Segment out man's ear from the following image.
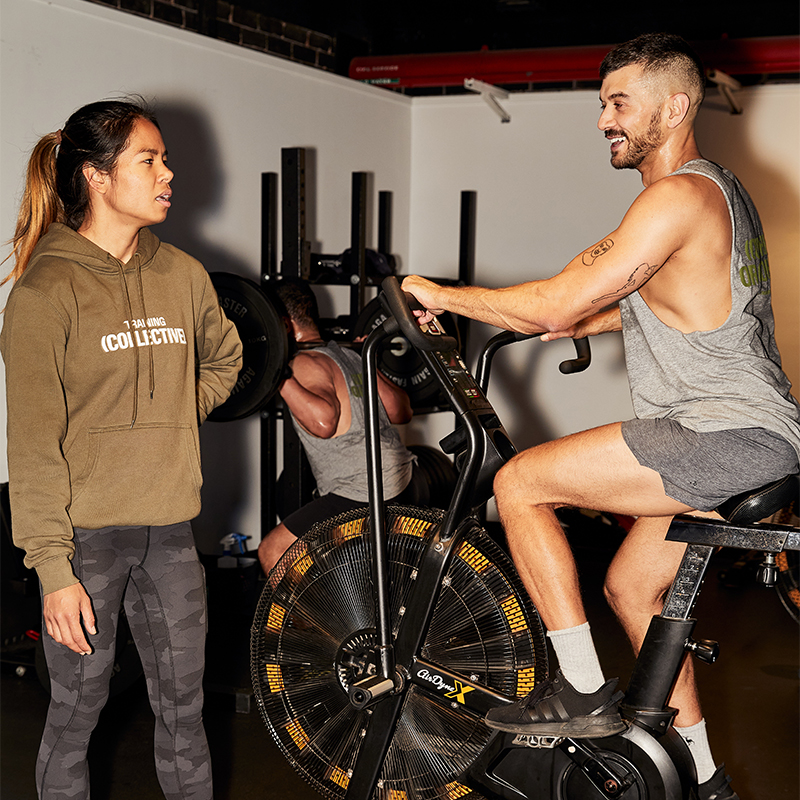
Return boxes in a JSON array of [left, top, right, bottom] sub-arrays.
[[666, 92, 691, 129], [82, 164, 110, 195]]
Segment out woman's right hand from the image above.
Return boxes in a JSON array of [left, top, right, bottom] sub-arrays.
[[42, 583, 96, 655]]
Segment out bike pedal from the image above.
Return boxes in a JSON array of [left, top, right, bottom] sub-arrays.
[[511, 733, 565, 749]]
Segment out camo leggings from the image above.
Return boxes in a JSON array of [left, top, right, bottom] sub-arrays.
[[36, 522, 211, 800]]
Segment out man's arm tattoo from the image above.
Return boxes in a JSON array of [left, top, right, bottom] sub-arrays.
[[582, 238, 614, 266], [591, 262, 659, 305]]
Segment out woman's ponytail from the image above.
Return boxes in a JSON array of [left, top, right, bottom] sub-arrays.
[[2, 132, 63, 284]]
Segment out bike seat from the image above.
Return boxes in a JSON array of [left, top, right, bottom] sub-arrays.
[[713, 473, 799, 525]]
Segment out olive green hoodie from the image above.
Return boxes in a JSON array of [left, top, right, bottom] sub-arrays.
[[1, 224, 242, 594]]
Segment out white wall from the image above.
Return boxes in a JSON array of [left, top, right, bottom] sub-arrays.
[[0, 0, 412, 551], [407, 92, 641, 452], [405, 86, 800, 453]]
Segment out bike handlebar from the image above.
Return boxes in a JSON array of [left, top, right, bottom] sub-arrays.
[[381, 275, 591, 375], [379, 276, 459, 352], [558, 335, 591, 374], [497, 331, 591, 373]]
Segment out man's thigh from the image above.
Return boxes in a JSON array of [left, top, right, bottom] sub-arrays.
[[622, 418, 799, 511], [495, 422, 693, 518]]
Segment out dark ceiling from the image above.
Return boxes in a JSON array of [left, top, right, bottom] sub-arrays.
[[248, 0, 799, 57]]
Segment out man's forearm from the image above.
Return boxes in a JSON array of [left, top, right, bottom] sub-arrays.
[[402, 275, 553, 334]]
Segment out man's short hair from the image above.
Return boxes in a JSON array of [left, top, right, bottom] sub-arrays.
[[274, 278, 320, 330], [600, 33, 705, 112]]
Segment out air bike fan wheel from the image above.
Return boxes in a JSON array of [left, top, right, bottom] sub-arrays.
[[251, 505, 548, 799]]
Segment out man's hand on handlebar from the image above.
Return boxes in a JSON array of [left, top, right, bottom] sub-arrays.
[[540, 327, 579, 343], [400, 276, 444, 325]]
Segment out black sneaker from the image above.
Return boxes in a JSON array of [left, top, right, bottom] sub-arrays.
[[697, 764, 739, 800], [484, 669, 626, 738]]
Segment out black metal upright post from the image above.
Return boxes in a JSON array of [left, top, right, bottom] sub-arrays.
[[457, 190, 477, 353], [279, 149, 314, 519], [281, 148, 310, 279], [260, 172, 279, 541], [350, 172, 368, 317], [378, 191, 392, 256]]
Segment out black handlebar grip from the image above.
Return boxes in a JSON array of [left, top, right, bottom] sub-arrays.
[[558, 337, 591, 374], [512, 332, 543, 343], [379, 276, 459, 352]]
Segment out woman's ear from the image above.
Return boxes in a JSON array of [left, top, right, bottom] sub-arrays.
[[82, 164, 109, 196]]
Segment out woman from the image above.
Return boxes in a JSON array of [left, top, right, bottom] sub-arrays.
[[1, 99, 242, 799]]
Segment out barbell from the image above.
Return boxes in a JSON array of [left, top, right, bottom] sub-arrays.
[[208, 273, 461, 421]]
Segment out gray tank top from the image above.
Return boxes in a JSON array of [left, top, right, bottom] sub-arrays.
[[290, 341, 414, 501], [619, 159, 800, 461]]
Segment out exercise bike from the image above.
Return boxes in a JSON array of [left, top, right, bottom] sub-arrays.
[[251, 276, 800, 800]]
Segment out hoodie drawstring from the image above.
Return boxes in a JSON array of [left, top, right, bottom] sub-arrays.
[[134, 258, 155, 401], [117, 262, 139, 427], [117, 255, 155, 428]]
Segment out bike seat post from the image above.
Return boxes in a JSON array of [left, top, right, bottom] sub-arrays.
[[621, 538, 711, 732], [622, 473, 799, 733]]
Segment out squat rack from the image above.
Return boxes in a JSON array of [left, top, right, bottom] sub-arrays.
[[258, 147, 477, 541]]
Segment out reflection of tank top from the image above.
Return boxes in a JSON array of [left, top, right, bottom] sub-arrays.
[[290, 342, 414, 501], [619, 159, 800, 460]]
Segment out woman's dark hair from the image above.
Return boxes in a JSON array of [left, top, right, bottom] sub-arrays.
[[4, 98, 159, 283]]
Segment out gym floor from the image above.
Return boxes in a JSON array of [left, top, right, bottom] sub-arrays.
[[2, 525, 798, 800]]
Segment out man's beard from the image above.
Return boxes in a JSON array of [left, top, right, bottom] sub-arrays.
[[609, 109, 663, 170]]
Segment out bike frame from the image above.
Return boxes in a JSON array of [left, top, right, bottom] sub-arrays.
[[337, 276, 800, 800]]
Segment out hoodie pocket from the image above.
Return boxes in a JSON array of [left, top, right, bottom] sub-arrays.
[[69, 423, 202, 527]]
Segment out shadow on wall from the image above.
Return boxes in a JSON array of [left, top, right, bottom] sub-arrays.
[[151, 101, 253, 554]]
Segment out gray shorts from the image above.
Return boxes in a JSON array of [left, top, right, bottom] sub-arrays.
[[621, 418, 799, 511]]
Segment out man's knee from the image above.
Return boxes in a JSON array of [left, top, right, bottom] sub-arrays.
[[603, 569, 626, 613], [494, 452, 544, 509], [603, 561, 669, 619], [258, 525, 298, 575], [494, 455, 562, 530]]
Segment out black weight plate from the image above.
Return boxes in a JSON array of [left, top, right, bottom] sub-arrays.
[[352, 297, 461, 410], [407, 444, 457, 507], [208, 273, 289, 422]]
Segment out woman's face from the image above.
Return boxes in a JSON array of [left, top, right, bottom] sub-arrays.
[[100, 118, 174, 230]]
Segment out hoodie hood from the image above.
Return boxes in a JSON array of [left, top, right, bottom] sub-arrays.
[[28, 222, 161, 274]]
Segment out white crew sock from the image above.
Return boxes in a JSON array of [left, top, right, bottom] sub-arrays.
[[546, 622, 606, 694], [674, 719, 717, 784]]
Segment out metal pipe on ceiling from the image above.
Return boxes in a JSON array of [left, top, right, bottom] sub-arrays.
[[349, 36, 800, 89]]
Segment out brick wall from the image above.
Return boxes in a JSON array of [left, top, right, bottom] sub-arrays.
[[84, 0, 338, 74]]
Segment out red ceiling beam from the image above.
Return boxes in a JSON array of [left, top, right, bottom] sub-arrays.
[[349, 37, 800, 89]]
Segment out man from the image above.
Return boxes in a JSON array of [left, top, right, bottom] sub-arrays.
[[402, 33, 800, 800], [258, 279, 428, 577]]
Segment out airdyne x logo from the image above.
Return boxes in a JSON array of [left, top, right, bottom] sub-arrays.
[[417, 668, 475, 704], [446, 680, 476, 705]]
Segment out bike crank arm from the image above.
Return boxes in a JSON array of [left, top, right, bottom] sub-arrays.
[[557, 739, 636, 798]]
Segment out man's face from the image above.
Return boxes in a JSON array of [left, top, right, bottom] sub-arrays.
[[598, 64, 664, 171]]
